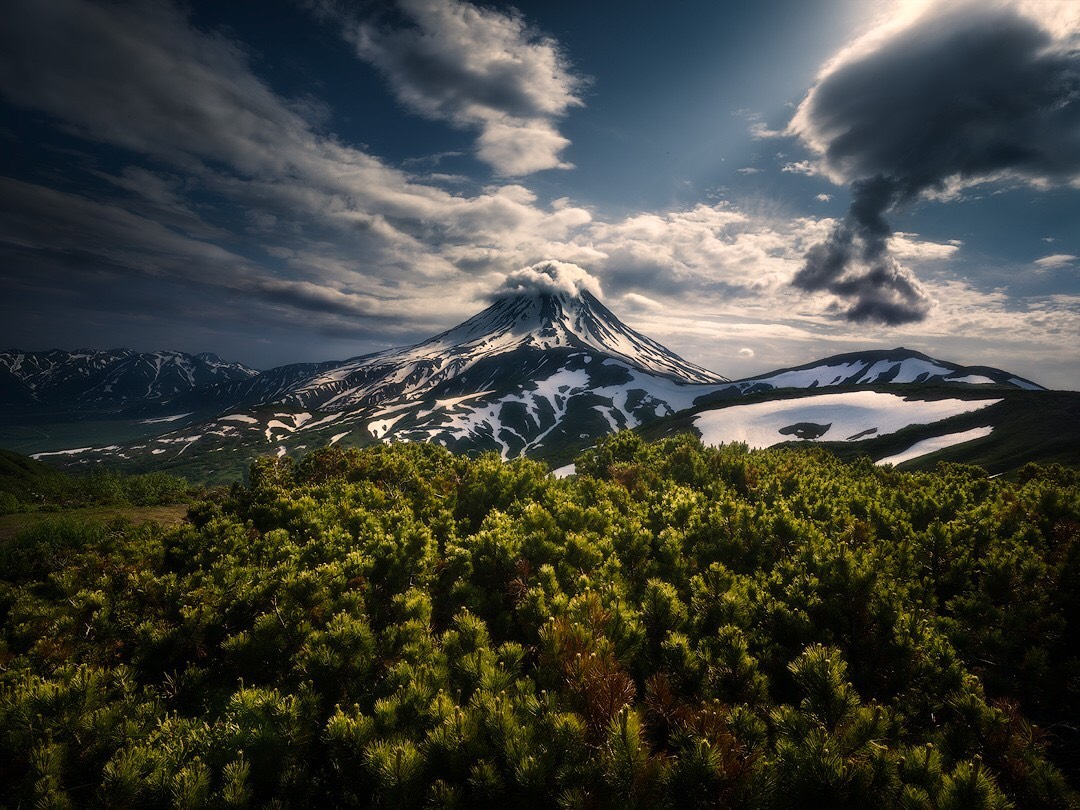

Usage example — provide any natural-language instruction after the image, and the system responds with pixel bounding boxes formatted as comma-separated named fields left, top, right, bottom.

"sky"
left=0, top=0, right=1077, bottom=389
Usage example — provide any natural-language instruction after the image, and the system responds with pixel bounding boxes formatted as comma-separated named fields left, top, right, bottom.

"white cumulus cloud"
left=351, top=0, right=584, bottom=176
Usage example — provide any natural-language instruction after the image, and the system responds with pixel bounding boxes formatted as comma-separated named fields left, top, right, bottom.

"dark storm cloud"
left=0, top=177, right=384, bottom=321
left=0, top=0, right=311, bottom=176
left=794, top=176, right=931, bottom=324
left=791, top=4, right=1080, bottom=324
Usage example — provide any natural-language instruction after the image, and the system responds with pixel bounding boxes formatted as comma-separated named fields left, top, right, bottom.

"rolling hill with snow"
left=727, top=347, right=1044, bottom=394
left=637, top=387, right=1079, bottom=475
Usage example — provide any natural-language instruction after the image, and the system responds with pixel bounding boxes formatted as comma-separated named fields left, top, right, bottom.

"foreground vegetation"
left=1, top=435, right=1078, bottom=807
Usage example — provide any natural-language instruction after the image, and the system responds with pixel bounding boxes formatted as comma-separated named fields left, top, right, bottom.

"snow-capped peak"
left=425, top=289, right=727, bottom=383
left=269, top=286, right=725, bottom=412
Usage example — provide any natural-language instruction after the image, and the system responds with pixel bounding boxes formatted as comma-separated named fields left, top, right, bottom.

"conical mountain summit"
left=413, top=286, right=727, bottom=383
left=276, top=284, right=726, bottom=412
left=167, top=264, right=726, bottom=414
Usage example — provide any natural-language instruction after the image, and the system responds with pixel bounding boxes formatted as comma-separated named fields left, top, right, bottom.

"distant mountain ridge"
left=0, top=349, right=258, bottom=408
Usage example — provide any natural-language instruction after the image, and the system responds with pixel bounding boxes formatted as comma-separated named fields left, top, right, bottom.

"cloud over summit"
left=491, top=260, right=602, bottom=300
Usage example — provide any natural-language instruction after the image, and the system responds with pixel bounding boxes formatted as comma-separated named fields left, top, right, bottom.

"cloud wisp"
left=350, top=0, right=585, bottom=176
left=789, top=2, right=1080, bottom=324
left=1035, top=254, right=1078, bottom=270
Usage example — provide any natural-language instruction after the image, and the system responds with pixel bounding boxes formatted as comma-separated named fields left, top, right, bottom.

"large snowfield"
left=693, top=391, right=1000, bottom=452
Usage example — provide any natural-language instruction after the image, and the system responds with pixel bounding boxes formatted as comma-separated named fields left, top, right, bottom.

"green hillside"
left=0, top=447, right=65, bottom=500
left=1, top=436, right=1078, bottom=806
left=0, top=448, right=192, bottom=515
left=639, top=388, right=1080, bottom=476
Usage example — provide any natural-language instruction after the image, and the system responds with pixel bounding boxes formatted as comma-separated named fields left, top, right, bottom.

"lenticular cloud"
left=789, top=2, right=1080, bottom=324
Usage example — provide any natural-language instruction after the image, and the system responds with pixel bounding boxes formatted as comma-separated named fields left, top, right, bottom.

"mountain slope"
left=282, top=290, right=726, bottom=409
left=168, top=289, right=727, bottom=416
left=47, top=350, right=724, bottom=478
left=23, top=288, right=733, bottom=475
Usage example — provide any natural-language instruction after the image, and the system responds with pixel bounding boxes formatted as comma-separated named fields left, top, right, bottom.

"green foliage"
left=0, top=448, right=192, bottom=514
left=1, top=433, right=1078, bottom=806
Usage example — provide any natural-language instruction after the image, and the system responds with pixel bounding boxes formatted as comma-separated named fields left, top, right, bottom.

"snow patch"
left=32, top=447, right=92, bottom=458
left=220, top=413, right=258, bottom=424
left=137, top=412, right=193, bottom=424
left=753, top=362, right=864, bottom=389
left=435, top=391, right=495, bottom=411
left=368, top=412, right=407, bottom=439
left=864, top=358, right=953, bottom=383
left=876, top=427, right=994, bottom=466
left=265, top=420, right=294, bottom=442
left=300, top=412, right=345, bottom=430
